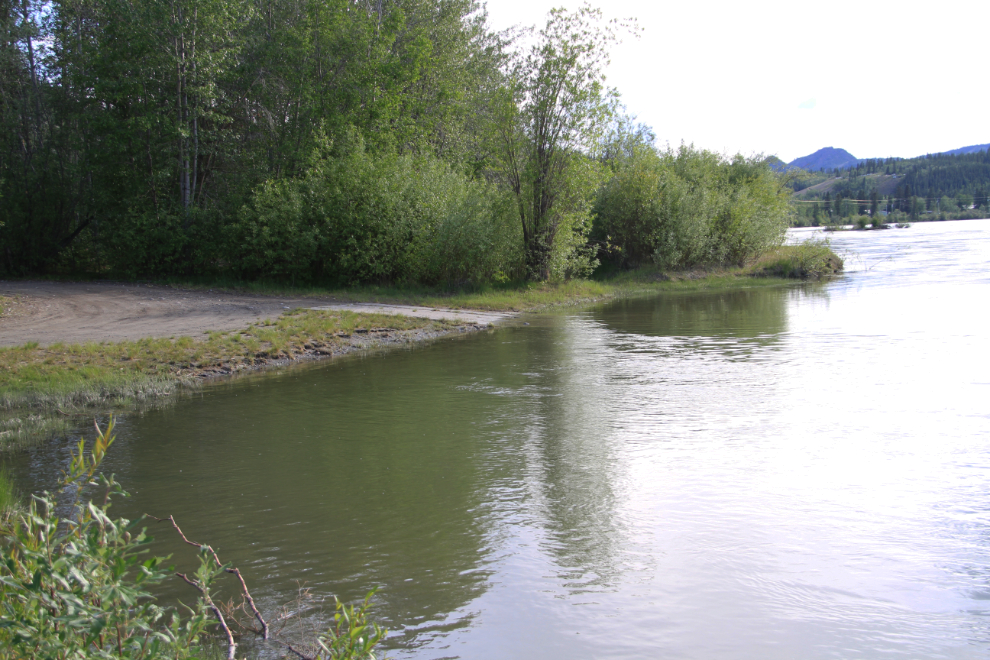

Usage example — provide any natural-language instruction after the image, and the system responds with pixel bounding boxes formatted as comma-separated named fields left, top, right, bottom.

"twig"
left=148, top=513, right=270, bottom=639
left=278, top=640, right=316, bottom=660
left=175, top=572, right=237, bottom=660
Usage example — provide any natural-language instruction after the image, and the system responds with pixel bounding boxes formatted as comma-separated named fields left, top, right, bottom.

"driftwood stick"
left=148, top=513, right=270, bottom=639
left=176, top=572, right=237, bottom=660
left=279, top=640, right=315, bottom=660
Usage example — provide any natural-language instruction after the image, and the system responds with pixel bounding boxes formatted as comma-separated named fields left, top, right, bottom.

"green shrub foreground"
left=0, top=419, right=386, bottom=660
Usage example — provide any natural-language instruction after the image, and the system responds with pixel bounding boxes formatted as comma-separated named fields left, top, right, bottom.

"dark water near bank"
left=12, top=220, right=990, bottom=658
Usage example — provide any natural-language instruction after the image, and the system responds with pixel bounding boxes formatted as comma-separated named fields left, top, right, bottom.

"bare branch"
left=278, top=640, right=316, bottom=660
left=175, top=572, right=237, bottom=660
left=149, top=513, right=270, bottom=639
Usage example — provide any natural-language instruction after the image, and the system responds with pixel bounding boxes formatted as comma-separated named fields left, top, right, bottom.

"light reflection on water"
left=11, top=219, right=990, bottom=659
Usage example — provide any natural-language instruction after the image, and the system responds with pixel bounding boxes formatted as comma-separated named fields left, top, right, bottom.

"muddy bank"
left=177, top=321, right=494, bottom=381
left=0, top=280, right=510, bottom=348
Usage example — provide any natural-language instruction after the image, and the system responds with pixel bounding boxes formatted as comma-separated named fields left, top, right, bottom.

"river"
left=11, top=219, right=990, bottom=658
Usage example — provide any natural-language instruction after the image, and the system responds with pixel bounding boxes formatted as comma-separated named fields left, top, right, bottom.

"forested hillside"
left=789, top=149, right=990, bottom=225
left=1, top=0, right=792, bottom=283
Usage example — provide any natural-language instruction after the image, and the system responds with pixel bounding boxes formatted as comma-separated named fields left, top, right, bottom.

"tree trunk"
left=525, top=232, right=553, bottom=282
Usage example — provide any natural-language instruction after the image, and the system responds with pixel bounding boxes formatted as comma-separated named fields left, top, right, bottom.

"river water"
left=11, top=219, right=990, bottom=658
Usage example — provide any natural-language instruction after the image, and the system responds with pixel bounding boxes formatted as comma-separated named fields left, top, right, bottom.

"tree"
left=494, top=4, right=631, bottom=280
left=910, top=196, right=921, bottom=220
left=0, top=0, right=521, bottom=279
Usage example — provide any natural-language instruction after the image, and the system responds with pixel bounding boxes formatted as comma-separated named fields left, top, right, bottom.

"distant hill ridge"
left=788, top=143, right=990, bottom=172
left=941, top=143, right=990, bottom=156
left=789, top=147, right=860, bottom=172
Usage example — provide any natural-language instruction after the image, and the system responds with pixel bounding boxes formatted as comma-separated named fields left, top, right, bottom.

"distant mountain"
left=939, top=143, right=990, bottom=156
left=788, top=147, right=861, bottom=172
left=787, top=143, right=990, bottom=173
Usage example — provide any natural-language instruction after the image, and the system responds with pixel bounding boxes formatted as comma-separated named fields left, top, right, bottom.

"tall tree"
left=494, top=4, right=630, bottom=280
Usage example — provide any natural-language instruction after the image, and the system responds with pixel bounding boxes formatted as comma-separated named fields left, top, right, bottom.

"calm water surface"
left=12, top=220, right=990, bottom=658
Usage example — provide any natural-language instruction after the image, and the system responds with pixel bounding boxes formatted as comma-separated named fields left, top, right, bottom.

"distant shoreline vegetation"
left=784, top=148, right=990, bottom=227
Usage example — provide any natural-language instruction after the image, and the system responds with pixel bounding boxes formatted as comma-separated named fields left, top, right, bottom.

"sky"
left=483, top=0, right=990, bottom=163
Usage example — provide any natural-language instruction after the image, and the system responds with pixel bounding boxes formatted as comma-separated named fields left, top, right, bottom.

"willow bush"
left=0, top=420, right=386, bottom=660
left=593, top=145, right=792, bottom=270
left=229, top=135, right=523, bottom=286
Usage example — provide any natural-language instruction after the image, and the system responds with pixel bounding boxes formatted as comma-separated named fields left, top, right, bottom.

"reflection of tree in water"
left=599, top=288, right=789, bottom=340
left=590, top=285, right=829, bottom=362
left=500, top=285, right=834, bottom=588
left=508, top=322, right=627, bottom=594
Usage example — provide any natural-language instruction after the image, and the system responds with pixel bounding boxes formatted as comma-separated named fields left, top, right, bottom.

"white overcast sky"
left=483, top=0, right=989, bottom=163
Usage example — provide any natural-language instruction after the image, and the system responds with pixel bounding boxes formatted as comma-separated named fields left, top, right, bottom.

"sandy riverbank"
left=0, top=281, right=510, bottom=347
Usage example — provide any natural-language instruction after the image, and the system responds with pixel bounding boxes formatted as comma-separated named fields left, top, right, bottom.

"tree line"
left=1, top=0, right=792, bottom=283
left=789, top=149, right=990, bottom=225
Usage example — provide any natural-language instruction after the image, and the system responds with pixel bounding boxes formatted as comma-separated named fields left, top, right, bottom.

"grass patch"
left=0, top=462, right=20, bottom=525
left=748, top=239, right=844, bottom=280
left=160, top=275, right=619, bottom=312
left=0, top=309, right=441, bottom=411
left=161, top=251, right=844, bottom=313
left=0, top=309, right=448, bottom=450
left=0, top=414, right=72, bottom=452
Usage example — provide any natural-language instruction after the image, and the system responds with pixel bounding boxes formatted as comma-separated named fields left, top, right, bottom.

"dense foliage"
left=1, top=0, right=790, bottom=281
left=0, top=0, right=508, bottom=278
left=227, top=131, right=524, bottom=285
left=593, top=145, right=792, bottom=269
left=493, top=5, right=624, bottom=280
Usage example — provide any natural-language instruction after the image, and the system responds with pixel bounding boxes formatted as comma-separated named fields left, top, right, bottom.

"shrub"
left=0, top=463, right=17, bottom=524
left=750, top=238, right=843, bottom=279
left=594, top=145, right=792, bottom=270
left=228, top=134, right=523, bottom=286
left=0, top=419, right=386, bottom=660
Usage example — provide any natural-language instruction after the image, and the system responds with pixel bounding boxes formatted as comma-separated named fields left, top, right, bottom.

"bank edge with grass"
left=0, top=246, right=841, bottom=452
left=0, top=309, right=481, bottom=451
left=161, top=241, right=843, bottom=313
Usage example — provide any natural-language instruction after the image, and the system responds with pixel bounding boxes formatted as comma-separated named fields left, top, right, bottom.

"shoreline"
left=0, top=309, right=500, bottom=451
left=0, top=280, right=509, bottom=349
left=0, top=250, right=843, bottom=451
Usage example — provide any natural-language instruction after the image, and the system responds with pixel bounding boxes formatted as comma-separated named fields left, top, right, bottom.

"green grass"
left=157, top=274, right=618, bottom=312
left=0, top=463, right=19, bottom=524
left=0, top=414, right=72, bottom=453
left=0, top=309, right=445, bottom=414
left=0, top=308, right=453, bottom=451
left=749, top=240, right=844, bottom=280
left=161, top=250, right=844, bottom=313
